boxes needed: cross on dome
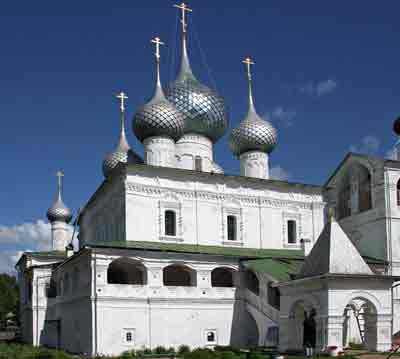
[116,91,128,113]
[242,57,255,81]
[174,2,192,34]
[151,36,164,62]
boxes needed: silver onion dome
[133,42,185,143]
[229,59,277,156]
[165,29,228,143]
[46,171,73,223]
[103,93,143,178]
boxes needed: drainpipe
[384,169,393,275]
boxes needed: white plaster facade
[16,153,400,357]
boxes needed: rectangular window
[227,215,237,241]
[287,220,297,244]
[165,210,177,236]
[123,329,135,344]
[205,329,217,344]
[126,332,132,342]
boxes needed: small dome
[102,149,143,178]
[133,96,185,142]
[47,172,72,223]
[229,109,277,156]
[47,199,72,223]
[165,32,228,143]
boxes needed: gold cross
[151,36,164,61]
[174,2,192,33]
[242,57,255,80]
[116,91,128,113]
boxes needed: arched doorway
[343,297,377,351]
[107,257,147,285]
[288,300,318,351]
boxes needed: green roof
[87,241,305,260]
[27,251,66,258]
[243,258,304,282]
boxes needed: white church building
[16,3,400,357]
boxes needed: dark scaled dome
[229,59,278,157]
[133,80,185,142]
[165,34,228,143]
[47,199,72,223]
[103,98,143,178]
[229,109,278,156]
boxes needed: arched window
[227,215,237,241]
[397,180,400,206]
[267,282,280,310]
[245,270,259,296]
[107,257,147,285]
[338,175,351,219]
[165,210,176,236]
[211,267,235,287]
[195,156,202,171]
[163,264,196,286]
[287,220,297,244]
[358,166,372,212]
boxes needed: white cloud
[0,220,75,274]
[270,166,291,181]
[267,107,297,128]
[299,79,337,97]
[350,135,380,155]
[0,220,51,250]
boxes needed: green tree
[0,274,19,328]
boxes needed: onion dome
[46,171,72,223]
[229,58,277,156]
[103,92,143,178]
[165,5,228,143]
[133,37,184,143]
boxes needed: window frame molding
[122,328,136,346]
[158,194,183,242]
[282,212,302,248]
[221,202,243,246]
[204,329,218,345]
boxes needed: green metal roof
[242,258,304,282]
[27,251,66,258]
[87,241,305,260]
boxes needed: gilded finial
[242,57,255,110]
[174,2,192,34]
[116,91,128,113]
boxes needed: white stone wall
[122,166,325,250]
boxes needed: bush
[178,345,191,355]
[154,346,169,354]
[217,351,240,359]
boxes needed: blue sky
[0,0,399,272]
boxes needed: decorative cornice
[126,182,322,210]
